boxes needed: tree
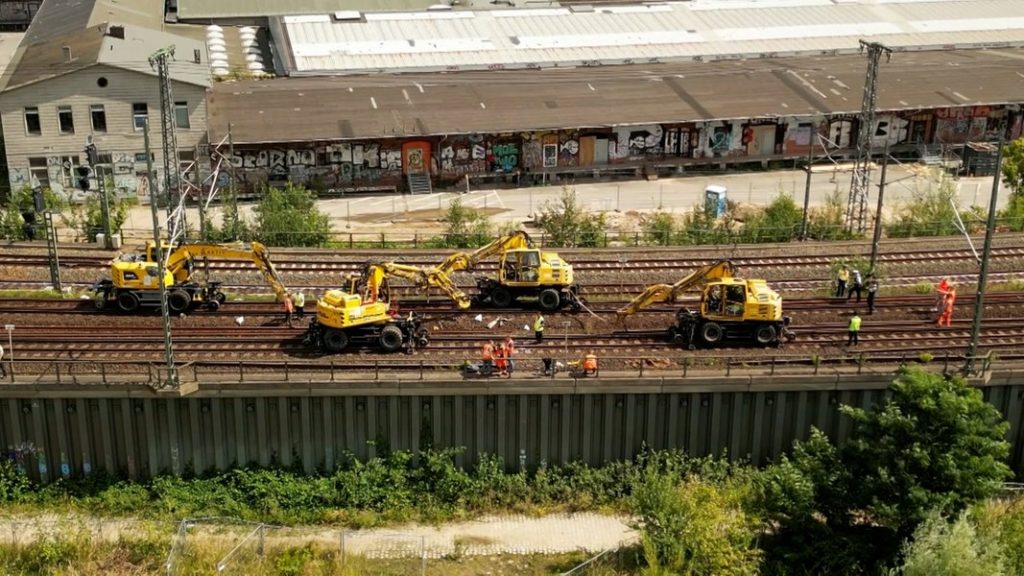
[62,194,133,242]
[252,183,330,246]
[537,188,607,247]
[842,367,1012,536]
[1001,137,1024,198]
[898,512,1006,576]
[758,366,1012,574]
[632,474,762,576]
[439,198,491,248]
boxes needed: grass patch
[0,288,73,299]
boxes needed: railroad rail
[3,246,1024,273]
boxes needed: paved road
[117,165,1003,239]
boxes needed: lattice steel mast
[149,46,185,236]
[847,40,892,233]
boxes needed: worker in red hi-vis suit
[937,286,957,327]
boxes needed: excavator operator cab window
[705,286,723,315]
[724,285,745,316]
[516,250,540,282]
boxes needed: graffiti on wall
[933,106,995,144]
[871,115,910,147]
[437,135,519,176]
[231,142,404,188]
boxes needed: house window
[28,157,49,188]
[57,106,75,134]
[24,107,41,135]
[132,102,148,130]
[174,101,189,129]
[57,155,81,188]
[134,152,154,163]
[90,105,107,133]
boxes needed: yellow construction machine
[91,241,288,314]
[303,262,433,353]
[433,231,582,311]
[616,260,794,348]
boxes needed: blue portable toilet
[704,185,727,218]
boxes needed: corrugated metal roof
[175,0,495,20]
[275,0,1024,74]
[208,47,1024,144]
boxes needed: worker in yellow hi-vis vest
[533,314,545,344]
[847,312,862,347]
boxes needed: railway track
[2,292,1024,316]
[3,246,1023,273]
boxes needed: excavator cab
[701,279,782,323]
[499,249,542,283]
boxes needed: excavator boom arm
[435,231,533,275]
[370,262,472,309]
[616,260,734,317]
[166,242,290,301]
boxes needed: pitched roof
[207,48,1024,144]
[0,0,209,93]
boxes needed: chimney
[107,25,125,39]
[61,45,72,62]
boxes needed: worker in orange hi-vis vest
[937,286,957,327]
[481,341,495,371]
[933,277,950,312]
[583,352,598,376]
[495,342,508,376]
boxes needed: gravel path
[1,512,637,558]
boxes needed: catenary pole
[964,134,1005,375]
[144,118,177,388]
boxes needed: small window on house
[132,103,148,131]
[57,106,74,134]
[90,105,107,133]
[24,107,41,135]
[174,101,189,129]
[28,156,49,188]
[134,152,154,163]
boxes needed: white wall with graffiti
[217,104,1018,191]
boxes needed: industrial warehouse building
[3,0,1024,196]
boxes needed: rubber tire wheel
[755,325,777,346]
[490,286,513,308]
[379,325,405,353]
[322,329,349,353]
[701,322,723,344]
[538,288,561,311]
[117,291,140,313]
[168,290,192,314]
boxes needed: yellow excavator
[91,241,288,314]
[432,231,582,311]
[616,260,794,348]
[303,261,433,353]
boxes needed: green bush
[899,512,1007,576]
[537,188,608,247]
[0,459,32,502]
[633,474,761,576]
[252,183,331,246]
[432,198,493,248]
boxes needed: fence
[112,216,1024,251]
[0,351,997,388]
